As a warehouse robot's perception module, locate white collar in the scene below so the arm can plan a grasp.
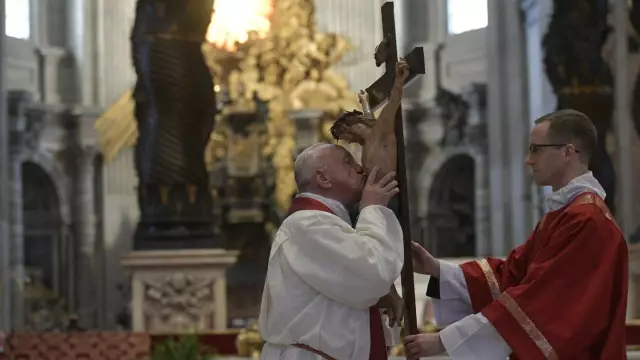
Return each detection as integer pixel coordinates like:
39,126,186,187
296,192,352,225
544,171,606,211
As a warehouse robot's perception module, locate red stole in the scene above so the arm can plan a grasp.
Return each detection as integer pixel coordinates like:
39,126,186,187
287,196,388,360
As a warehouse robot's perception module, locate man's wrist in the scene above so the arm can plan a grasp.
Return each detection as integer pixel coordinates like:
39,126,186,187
430,259,441,277
436,333,446,354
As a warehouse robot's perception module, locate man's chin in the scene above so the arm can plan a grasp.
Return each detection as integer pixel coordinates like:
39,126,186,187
531,175,549,187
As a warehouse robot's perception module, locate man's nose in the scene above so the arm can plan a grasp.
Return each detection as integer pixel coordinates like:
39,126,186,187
355,164,363,173
525,153,533,165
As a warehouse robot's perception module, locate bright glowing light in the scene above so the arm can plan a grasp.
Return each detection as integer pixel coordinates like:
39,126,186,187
207,0,273,52
447,0,488,35
5,0,30,39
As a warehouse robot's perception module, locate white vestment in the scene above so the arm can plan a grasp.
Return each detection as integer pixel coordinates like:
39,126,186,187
259,193,404,360
434,172,606,359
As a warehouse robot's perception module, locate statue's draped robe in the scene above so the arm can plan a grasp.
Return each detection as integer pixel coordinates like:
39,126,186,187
428,172,628,359
259,194,404,360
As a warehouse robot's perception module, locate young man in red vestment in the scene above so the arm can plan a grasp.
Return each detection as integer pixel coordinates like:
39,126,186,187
259,143,405,360
404,109,628,359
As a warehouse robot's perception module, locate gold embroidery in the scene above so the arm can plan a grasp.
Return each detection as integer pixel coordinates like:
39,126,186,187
477,259,501,300
573,193,620,229
499,293,558,360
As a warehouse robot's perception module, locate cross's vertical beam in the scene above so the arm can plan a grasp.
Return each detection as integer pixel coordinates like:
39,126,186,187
377,2,420,336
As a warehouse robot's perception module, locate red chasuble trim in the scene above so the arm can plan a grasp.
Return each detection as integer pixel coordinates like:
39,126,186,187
286,196,388,360
497,292,558,360
476,259,500,300
460,257,504,313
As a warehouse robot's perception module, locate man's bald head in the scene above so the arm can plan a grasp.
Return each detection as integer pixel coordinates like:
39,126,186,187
294,143,334,192
293,143,364,206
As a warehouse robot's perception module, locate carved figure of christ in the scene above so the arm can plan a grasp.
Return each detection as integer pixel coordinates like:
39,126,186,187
329,58,409,179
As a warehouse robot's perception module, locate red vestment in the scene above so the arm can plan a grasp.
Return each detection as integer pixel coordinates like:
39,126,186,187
460,192,628,360
287,196,388,360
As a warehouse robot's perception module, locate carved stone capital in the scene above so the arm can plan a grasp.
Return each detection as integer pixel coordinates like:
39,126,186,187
8,91,64,153
36,46,67,105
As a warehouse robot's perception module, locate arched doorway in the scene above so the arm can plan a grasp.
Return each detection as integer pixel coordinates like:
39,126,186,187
426,154,475,258
22,162,63,305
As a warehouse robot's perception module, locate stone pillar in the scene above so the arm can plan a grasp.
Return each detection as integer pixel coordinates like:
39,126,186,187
289,109,324,157
67,0,95,105
613,0,635,238
612,0,636,319
64,106,102,327
521,0,556,224
6,91,34,330
486,0,531,255
8,150,24,329
76,145,98,327
37,47,66,105
0,0,12,332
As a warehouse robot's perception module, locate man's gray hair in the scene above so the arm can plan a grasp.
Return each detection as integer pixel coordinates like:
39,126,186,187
294,143,334,191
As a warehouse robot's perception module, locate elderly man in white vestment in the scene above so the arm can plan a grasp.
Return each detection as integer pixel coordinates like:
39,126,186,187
258,143,405,360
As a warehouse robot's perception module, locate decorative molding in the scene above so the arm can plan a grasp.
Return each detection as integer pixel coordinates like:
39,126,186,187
122,249,240,332
142,273,217,333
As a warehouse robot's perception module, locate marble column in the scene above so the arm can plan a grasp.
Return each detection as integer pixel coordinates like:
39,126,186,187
0,0,13,332
64,107,99,327
67,0,95,105
521,0,556,224
613,0,635,238
486,0,531,255
75,145,97,327
8,148,24,330
612,0,636,320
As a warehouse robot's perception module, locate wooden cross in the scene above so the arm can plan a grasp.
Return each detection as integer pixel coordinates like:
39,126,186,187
365,2,425,336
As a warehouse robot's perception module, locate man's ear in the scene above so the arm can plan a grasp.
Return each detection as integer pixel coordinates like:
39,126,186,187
316,170,331,189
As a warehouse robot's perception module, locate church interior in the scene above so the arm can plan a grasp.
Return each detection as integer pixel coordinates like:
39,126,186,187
0,0,639,358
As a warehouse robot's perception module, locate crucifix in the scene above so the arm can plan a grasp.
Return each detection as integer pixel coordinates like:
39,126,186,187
365,2,425,336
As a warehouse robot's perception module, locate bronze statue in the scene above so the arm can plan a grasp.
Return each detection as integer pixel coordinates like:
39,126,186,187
542,0,616,211
330,58,410,179
130,0,219,248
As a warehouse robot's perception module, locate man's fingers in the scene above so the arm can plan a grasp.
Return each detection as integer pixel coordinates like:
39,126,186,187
376,171,396,187
366,166,379,185
382,180,398,192
385,188,400,196
404,334,420,342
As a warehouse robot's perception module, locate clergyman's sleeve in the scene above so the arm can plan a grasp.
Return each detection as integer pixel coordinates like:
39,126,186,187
439,313,512,359
282,205,404,309
428,261,474,326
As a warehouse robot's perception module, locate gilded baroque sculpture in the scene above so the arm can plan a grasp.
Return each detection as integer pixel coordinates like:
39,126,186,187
95,0,359,213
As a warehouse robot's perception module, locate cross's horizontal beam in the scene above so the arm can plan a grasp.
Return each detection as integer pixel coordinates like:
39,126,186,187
365,46,425,111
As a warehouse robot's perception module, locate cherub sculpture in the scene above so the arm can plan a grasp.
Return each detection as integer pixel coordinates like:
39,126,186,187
330,57,410,179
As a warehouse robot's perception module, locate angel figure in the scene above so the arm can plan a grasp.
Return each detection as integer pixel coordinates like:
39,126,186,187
330,57,410,179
